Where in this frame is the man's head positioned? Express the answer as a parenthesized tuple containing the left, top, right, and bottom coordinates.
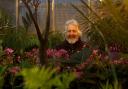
(64, 19, 82, 44)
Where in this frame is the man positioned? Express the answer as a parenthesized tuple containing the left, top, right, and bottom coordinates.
(55, 19, 92, 89)
(56, 19, 89, 56)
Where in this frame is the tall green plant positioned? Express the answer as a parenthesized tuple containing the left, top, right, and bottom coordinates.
(101, 0, 128, 52)
(100, 80, 122, 89)
(71, 0, 108, 52)
(2, 27, 40, 54)
(2, 27, 31, 54)
(72, 0, 128, 53)
(21, 66, 75, 89)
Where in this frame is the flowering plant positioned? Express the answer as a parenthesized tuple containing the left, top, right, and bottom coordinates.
(0, 48, 15, 65)
(46, 49, 71, 71)
(4, 48, 14, 55)
(8, 66, 21, 75)
(24, 48, 40, 65)
(46, 49, 69, 60)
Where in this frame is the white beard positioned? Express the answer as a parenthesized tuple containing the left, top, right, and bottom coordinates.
(66, 38, 79, 44)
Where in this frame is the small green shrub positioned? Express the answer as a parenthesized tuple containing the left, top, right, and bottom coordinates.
(48, 31, 64, 48)
(21, 66, 75, 89)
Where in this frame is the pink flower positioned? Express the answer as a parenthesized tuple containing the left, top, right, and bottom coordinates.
(57, 49, 69, 59)
(54, 51, 62, 58)
(4, 48, 14, 55)
(58, 49, 68, 54)
(25, 52, 33, 58)
(46, 49, 57, 58)
(46, 49, 69, 59)
(16, 56, 21, 63)
(9, 66, 21, 75)
(111, 60, 128, 64)
(77, 62, 88, 70)
(32, 48, 39, 54)
(92, 49, 98, 56)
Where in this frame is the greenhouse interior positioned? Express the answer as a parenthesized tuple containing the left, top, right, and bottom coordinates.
(0, 0, 128, 89)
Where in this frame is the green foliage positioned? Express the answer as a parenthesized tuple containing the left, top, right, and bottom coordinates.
(2, 28, 29, 54)
(80, 62, 111, 88)
(21, 67, 56, 89)
(24, 34, 39, 50)
(56, 72, 75, 89)
(72, 0, 128, 52)
(21, 66, 75, 89)
(70, 47, 92, 63)
(73, 57, 128, 89)
(48, 31, 64, 48)
(2, 27, 39, 54)
(95, 0, 128, 52)
(71, 0, 108, 52)
(0, 66, 7, 88)
(19, 60, 33, 68)
(100, 80, 122, 89)
(102, 0, 128, 50)
(0, 8, 13, 40)
(120, 53, 128, 59)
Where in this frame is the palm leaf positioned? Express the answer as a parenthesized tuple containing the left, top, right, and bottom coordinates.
(71, 1, 108, 52)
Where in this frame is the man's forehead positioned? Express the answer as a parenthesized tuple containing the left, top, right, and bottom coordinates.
(68, 24, 78, 29)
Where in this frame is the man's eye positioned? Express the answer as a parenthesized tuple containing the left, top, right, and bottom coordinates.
(73, 30, 77, 32)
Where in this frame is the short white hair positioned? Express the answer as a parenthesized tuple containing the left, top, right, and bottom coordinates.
(64, 19, 82, 37)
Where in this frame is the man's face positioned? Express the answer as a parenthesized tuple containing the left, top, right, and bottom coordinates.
(65, 24, 80, 44)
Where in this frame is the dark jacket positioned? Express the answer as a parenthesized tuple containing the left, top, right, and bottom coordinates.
(55, 38, 89, 55)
